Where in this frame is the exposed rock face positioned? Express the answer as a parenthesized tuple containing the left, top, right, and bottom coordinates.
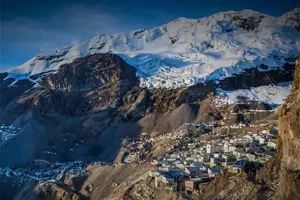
(277, 57, 300, 200)
(0, 52, 298, 199)
(43, 54, 137, 92)
(0, 54, 140, 168)
(0, 73, 35, 110)
(218, 63, 294, 91)
(0, 53, 295, 170)
(232, 15, 264, 31)
(34, 183, 82, 200)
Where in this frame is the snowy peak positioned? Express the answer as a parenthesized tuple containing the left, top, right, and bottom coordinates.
(7, 8, 300, 88)
(276, 7, 300, 28)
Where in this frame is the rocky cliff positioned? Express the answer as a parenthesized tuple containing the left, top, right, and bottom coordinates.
(0, 52, 295, 169)
(0, 52, 298, 199)
(0, 54, 140, 168)
(198, 56, 300, 200)
(277, 56, 300, 200)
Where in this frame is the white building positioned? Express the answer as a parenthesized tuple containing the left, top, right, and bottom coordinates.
(206, 144, 214, 154)
(267, 141, 276, 149)
(223, 143, 229, 153)
(259, 137, 265, 145)
(229, 145, 236, 152)
(199, 154, 210, 163)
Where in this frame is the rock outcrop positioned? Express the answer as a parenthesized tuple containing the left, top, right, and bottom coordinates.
(277, 56, 300, 200)
(0, 54, 140, 168)
(0, 73, 35, 110)
(42, 54, 137, 93)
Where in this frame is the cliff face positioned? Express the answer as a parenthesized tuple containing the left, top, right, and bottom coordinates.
(277, 57, 300, 200)
(42, 54, 137, 93)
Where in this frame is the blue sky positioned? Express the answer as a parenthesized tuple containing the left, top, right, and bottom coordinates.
(1, 0, 299, 71)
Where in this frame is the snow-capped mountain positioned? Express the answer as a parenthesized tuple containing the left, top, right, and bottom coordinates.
(7, 8, 300, 88)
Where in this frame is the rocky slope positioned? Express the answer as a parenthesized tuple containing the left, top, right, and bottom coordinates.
(195, 56, 300, 200)
(277, 56, 300, 199)
(0, 54, 298, 200)
(0, 52, 295, 169)
(0, 8, 299, 200)
(0, 54, 139, 168)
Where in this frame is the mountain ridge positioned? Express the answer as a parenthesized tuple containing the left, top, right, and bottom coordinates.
(5, 8, 300, 88)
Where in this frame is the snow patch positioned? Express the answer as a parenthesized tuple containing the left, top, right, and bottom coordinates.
(214, 82, 292, 107)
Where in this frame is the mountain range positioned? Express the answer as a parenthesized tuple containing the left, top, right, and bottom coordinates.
(0, 8, 299, 199)
(6, 8, 299, 89)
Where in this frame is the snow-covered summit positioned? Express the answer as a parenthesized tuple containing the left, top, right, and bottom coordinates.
(7, 8, 300, 88)
(277, 7, 300, 27)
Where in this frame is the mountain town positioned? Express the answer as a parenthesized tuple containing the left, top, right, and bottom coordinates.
(0, 2, 299, 200)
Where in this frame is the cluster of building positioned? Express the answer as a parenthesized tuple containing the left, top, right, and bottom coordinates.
(149, 128, 277, 193)
(123, 139, 153, 163)
(0, 161, 110, 183)
(123, 130, 187, 163)
(0, 124, 20, 144)
(221, 123, 271, 129)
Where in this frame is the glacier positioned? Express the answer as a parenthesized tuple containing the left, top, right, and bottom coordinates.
(4, 8, 300, 89)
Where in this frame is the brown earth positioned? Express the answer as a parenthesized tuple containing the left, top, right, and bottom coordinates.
(276, 57, 300, 200)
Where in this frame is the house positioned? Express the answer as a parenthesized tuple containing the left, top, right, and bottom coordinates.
(152, 171, 175, 187)
(260, 130, 270, 134)
(259, 137, 265, 145)
(175, 163, 186, 170)
(185, 167, 201, 177)
(149, 170, 163, 177)
(207, 166, 222, 177)
(159, 167, 169, 171)
(233, 148, 243, 155)
(232, 160, 248, 173)
(206, 144, 214, 154)
(235, 150, 246, 159)
(185, 179, 199, 192)
(214, 145, 222, 153)
(254, 135, 261, 140)
(168, 167, 182, 173)
(161, 173, 175, 184)
(210, 157, 222, 166)
(246, 146, 260, 154)
(210, 157, 215, 166)
(185, 178, 210, 192)
(223, 143, 229, 153)
(188, 143, 195, 149)
(162, 163, 170, 167)
(229, 145, 236, 152)
(199, 154, 210, 163)
(267, 141, 276, 149)
(246, 153, 256, 161)
(221, 153, 235, 162)
(213, 153, 220, 158)
(192, 163, 207, 172)
(167, 158, 176, 162)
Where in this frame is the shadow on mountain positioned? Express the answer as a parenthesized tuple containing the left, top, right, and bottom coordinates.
(0, 54, 143, 168)
(0, 53, 296, 168)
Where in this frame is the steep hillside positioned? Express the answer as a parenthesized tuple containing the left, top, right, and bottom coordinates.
(277, 56, 300, 199)
(0, 8, 299, 199)
(0, 54, 139, 167)
(1, 52, 290, 170)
